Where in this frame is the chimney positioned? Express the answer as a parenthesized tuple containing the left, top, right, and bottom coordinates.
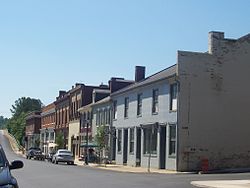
(59, 90, 66, 97)
(135, 66, 145, 82)
(208, 31, 225, 55)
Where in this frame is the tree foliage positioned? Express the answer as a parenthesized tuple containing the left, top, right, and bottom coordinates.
(95, 126, 106, 149)
(10, 97, 43, 117)
(0, 116, 8, 129)
(55, 132, 64, 149)
(6, 97, 43, 145)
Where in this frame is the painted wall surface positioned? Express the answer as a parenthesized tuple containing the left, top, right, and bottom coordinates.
(113, 79, 177, 169)
(92, 101, 111, 137)
(177, 33, 250, 171)
(68, 120, 80, 151)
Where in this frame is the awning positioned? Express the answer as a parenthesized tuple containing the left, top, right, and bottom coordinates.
(80, 142, 99, 148)
(48, 143, 58, 148)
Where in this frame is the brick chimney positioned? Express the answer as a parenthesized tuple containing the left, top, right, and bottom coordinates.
(59, 90, 66, 97)
(208, 31, 225, 55)
(135, 66, 145, 82)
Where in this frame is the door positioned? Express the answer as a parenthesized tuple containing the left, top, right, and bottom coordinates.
(159, 126, 166, 169)
(123, 129, 128, 164)
(136, 128, 141, 167)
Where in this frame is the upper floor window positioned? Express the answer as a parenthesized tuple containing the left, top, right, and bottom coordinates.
(107, 108, 111, 124)
(152, 89, 159, 114)
(137, 93, 142, 116)
(96, 111, 99, 126)
(170, 83, 177, 111)
(50, 132, 55, 141)
(113, 100, 117, 119)
(124, 97, 129, 118)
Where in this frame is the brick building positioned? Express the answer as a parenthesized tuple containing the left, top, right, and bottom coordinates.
(68, 83, 110, 159)
(54, 91, 70, 149)
(40, 102, 56, 155)
(25, 111, 41, 150)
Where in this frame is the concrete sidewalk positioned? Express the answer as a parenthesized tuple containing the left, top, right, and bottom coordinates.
(74, 159, 179, 174)
(191, 180, 250, 188)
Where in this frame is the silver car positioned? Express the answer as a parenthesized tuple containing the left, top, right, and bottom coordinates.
(52, 149, 74, 165)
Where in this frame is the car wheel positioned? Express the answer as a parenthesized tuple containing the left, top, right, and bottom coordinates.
(71, 162, 74, 165)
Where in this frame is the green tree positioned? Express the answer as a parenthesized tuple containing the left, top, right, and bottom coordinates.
(0, 116, 8, 129)
(6, 97, 43, 145)
(10, 97, 42, 117)
(95, 126, 110, 164)
(55, 132, 64, 149)
(95, 126, 106, 149)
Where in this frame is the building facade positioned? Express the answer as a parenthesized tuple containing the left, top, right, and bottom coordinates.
(40, 103, 56, 155)
(68, 83, 109, 159)
(91, 96, 114, 161)
(111, 66, 177, 170)
(25, 111, 41, 150)
(177, 31, 250, 171)
(54, 91, 70, 149)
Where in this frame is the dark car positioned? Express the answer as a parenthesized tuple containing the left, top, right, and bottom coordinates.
(0, 144, 23, 188)
(26, 147, 45, 160)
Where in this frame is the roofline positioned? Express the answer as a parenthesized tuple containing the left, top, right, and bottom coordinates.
(111, 65, 177, 97)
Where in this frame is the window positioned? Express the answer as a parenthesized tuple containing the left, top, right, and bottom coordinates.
(117, 129, 122, 153)
(124, 97, 129, 118)
(152, 89, 159, 114)
(169, 125, 176, 156)
(46, 132, 49, 141)
(87, 111, 90, 120)
(50, 132, 55, 141)
(100, 110, 104, 125)
(137, 94, 142, 116)
(143, 126, 157, 155)
(96, 110, 99, 126)
(129, 128, 134, 153)
(104, 109, 107, 124)
(113, 100, 117, 119)
(170, 83, 177, 111)
(107, 108, 110, 124)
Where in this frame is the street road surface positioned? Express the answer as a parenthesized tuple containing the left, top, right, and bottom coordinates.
(0, 130, 249, 188)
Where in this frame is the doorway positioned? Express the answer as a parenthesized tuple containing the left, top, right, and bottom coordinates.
(136, 128, 141, 167)
(159, 126, 166, 169)
(123, 129, 128, 164)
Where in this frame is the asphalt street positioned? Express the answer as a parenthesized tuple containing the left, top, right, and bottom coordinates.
(0, 130, 250, 188)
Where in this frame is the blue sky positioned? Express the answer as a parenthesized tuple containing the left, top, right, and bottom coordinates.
(0, 0, 249, 118)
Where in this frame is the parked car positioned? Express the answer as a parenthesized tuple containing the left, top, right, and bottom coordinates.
(52, 149, 74, 165)
(0, 144, 23, 188)
(26, 147, 45, 160)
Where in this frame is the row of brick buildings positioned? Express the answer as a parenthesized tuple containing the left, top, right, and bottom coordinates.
(25, 31, 250, 171)
(24, 75, 136, 158)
